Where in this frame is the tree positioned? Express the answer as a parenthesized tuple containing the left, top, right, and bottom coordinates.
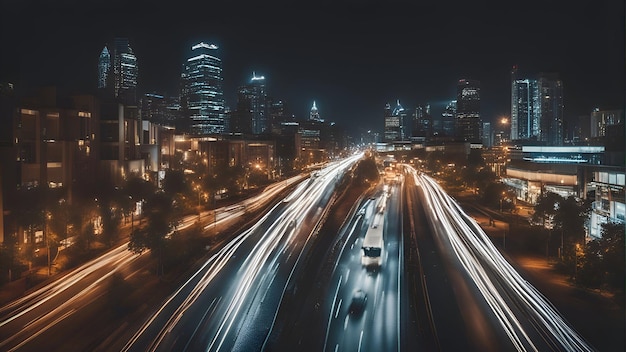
(162, 169, 188, 196)
(353, 157, 379, 185)
(554, 196, 589, 272)
(532, 192, 562, 228)
(599, 222, 625, 290)
(128, 191, 180, 275)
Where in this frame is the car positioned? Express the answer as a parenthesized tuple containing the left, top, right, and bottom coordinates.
(349, 289, 367, 315)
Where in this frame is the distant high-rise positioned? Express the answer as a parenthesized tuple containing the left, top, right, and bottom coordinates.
(384, 100, 405, 142)
(310, 101, 322, 122)
(98, 46, 110, 89)
(98, 38, 138, 105)
(231, 72, 268, 135)
(411, 103, 431, 138)
(440, 100, 456, 137)
(180, 42, 225, 135)
(455, 79, 481, 142)
(590, 108, 623, 139)
(511, 66, 540, 141)
(537, 73, 563, 146)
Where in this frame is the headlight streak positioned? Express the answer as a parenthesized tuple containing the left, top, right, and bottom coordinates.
(125, 154, 362, 352)
(0, 174, 309, 352)
(0, 243, 138, 329)
(411, 168, 593, 352)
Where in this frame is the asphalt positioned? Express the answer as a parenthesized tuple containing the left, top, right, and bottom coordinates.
(462, 199, 625, 352)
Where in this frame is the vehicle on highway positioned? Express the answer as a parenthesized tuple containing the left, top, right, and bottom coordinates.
(361, 196, 385, 269)
(349, 289, 368, 315)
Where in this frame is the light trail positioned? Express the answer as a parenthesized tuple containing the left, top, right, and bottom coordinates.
(123, 153, 363, 351)
(406, 166, 594, 352)
(0, 173, 306, 352)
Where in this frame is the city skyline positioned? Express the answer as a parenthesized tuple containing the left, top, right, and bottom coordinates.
(1, 0, 624, 137)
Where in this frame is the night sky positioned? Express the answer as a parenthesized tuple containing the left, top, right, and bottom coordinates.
(1, 0, 624, 138)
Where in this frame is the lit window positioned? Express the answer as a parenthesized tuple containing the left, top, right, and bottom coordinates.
(20, 109, 37, 115)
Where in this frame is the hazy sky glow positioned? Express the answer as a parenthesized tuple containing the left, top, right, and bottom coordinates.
(1, 0, 623, 138)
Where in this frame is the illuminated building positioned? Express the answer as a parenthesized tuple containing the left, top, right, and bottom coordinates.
(482, 122, 492, 147)
(590, 108, 624, 139)
(511, 66, 540, 141)
(455, 79, 481, 143)
(537, 73, 563, 146)
(503, 145, 605, 204)
(180, 42, 226, 135)
(196, 138, 277, 183)
(141, 93, 180, 128)
(13, 87, 99, 201)
(411, 103, 432, 138)
(510, 69, 563, 146)
(98, 46, 110, 89)
(98, 38, 138, 105)
(440, 100, 456, 137)
(587, 168, 625, 239)
(310, 101, 323, 122)
(384, 100, 405, 142)
(231, 73, 268, 135)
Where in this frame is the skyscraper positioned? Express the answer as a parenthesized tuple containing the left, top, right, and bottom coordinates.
(455, 79, 481, 143)
(511, 66, 540, 141)
(384, 100, 405, 142)
(537, 73, 564, 146)
(440, 100, 457, 137)
(310, 101, 322, 122)
(98, 46, 110, 89)
(411, 103, 431, 138)
(180, 42, 225, 135)
(98, 38, 138, 105)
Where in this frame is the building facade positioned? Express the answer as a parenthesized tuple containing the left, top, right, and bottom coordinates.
(537, 73, 563, 146)
(98, 38, 138, 105)
(590, 108, 624, 139)
(511, 66, 540, 141)
(384, 100, 405, 142)
(455, 79, 481, 143)
(180, 42, 226, 135)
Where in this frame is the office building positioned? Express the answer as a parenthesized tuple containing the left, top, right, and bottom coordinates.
(537, 73, 563, 146)
(231, 73, 268, 135)
(511, 66, 540, 141)
(98, 38, 138, 105)
(412, 103, 432, 138)
(180, 42, 226, 135)
(590, 108, 624, 139)
(384, 100, 405, 142)
(456, 79, 481, 142)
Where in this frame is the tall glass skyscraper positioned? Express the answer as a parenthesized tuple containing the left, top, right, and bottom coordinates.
(538, 73, 564, 146)
(511, 68, 563, 145)
(98, 38, 138, 105)
(384, 100, 405, 142)
(511, 66, 540, 141)
(180, 42, 225, 135)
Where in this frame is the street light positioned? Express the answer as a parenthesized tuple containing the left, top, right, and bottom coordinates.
(500, 191, 505, 212)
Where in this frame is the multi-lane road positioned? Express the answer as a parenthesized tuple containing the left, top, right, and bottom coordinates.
(0, 170, 308, 352)
(404, 165, 594, 352)
(117, 153, 363, 351)
(0, 155, 596, 352)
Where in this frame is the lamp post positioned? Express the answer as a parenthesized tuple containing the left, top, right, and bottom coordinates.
(46, 212, 51, 276)
(574, 243, 580, 279)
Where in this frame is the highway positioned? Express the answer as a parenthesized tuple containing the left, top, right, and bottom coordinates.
(0, 154, 596, 352)
(119, 153, 363, 351)
(0, 173, 306, 352)
(405, 165, 594, 352)
(322, 180, 404, 352)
